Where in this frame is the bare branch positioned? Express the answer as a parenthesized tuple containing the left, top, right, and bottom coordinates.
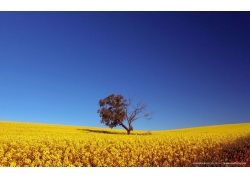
(125, 99, 153, 124)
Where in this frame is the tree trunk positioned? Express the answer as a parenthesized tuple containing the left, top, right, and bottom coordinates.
(118, 121, 130, 135)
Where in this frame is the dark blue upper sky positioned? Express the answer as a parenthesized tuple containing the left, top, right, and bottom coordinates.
(0, 12, 249, 130)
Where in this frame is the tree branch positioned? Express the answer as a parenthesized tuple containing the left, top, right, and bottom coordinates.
(125, 99, 153, 124)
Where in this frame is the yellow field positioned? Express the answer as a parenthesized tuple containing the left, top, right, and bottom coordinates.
(0, 120, 250, 167)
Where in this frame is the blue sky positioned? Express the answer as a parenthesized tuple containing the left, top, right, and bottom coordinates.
(0, 12, 249, 131)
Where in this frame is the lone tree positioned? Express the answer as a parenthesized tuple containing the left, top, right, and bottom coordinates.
(97, 94, 153, 135)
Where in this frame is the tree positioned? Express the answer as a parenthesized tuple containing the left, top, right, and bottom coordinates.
(97, 94, 153, 135)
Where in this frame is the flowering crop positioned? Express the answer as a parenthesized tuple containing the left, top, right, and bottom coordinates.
(0, 121, 249, 167)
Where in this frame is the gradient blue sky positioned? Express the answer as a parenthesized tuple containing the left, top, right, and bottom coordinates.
(0, 12, 249, 130)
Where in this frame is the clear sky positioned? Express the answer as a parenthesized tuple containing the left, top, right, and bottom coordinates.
(0, 12, 249, 131)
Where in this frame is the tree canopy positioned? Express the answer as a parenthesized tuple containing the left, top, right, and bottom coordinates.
(97, 94, 153, 135)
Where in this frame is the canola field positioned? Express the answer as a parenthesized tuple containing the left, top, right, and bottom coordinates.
(0, 120, 250, 167)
